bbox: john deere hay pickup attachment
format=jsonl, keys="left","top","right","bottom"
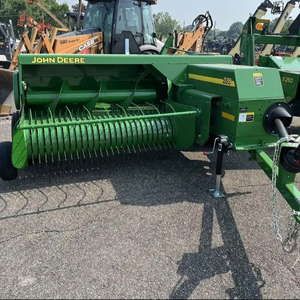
{"left": 3, "top": 53, "right": 300, "bottom": 251}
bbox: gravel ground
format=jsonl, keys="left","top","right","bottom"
{"left": 0, "top": 116, "right": 300, "bottom": 299}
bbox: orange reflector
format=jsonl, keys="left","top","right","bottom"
{"left": 256, "top": 23, "right": 264, "bottom": 31}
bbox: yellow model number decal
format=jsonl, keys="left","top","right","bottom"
{"left": 282, "top": 76, "right": 294, "bottom": 84}
{"left": 31, "top": 57, "right": 86, "bottom": 64}
{"left": 188, "top": 74, "right": 236, "bottom": 87}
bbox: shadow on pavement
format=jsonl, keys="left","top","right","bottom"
{"left": 0, "top": 149, "right": 265, "bottom": 299}
{"left": 169, "top": 197, "right": 265, "bottom": 300}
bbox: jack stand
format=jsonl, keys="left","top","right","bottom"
{"left": 209, "top": 135, "right": 229, "bottom": 198}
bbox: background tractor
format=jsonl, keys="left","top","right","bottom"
{"left": 0, "top": 0, "right": 212, "bottom": 115}
{"left": 0, "top": 0, "right": 161, "bottom": 115}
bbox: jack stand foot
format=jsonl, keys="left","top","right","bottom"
{"left": 209, "top": 188, "right": 226, "bottom": 198}
{"left": 209, "top": 174, "right": 226, "bottom": 198}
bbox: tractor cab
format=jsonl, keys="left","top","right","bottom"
{"left": 83, "top": 0, "right": 159, "bottom": 53}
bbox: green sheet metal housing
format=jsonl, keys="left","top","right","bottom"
{"left": 12, "top": 53, "right": 290, "bottom": 168}
{"left": 13, "top": 54, "right": 232, "bottom": 168}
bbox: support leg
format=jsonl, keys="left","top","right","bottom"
{"left": 209, "top": 135, "right": 229, "bottom": 198}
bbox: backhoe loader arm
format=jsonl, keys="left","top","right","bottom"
{"left": 229, "top": 0, "right": 280, "bottom": 57}
{"left": 261, "top": 0, "right": 299, "bottom": 56}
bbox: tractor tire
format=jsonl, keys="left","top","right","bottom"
{"left": 141, "top": 50, "right": 159, "bottom": 55}
{"left": 0, "top": 141, "right": 18, "bottom": 181}
{"left": 11, "top": 110, "right": 21, "bottom": 138}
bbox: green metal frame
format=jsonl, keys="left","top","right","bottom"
{"left": 240, "top": 17, "right": 300, "bottom": 66}
{"left": 250, "top": 146, "right": 300, "bottom": 222}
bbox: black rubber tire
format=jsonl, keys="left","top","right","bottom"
{"left": 141, "top": 50, "right": 159, "bottom": 55}
{"left": 0, "top": 141, "right": 18, "bottom": 181}
{"left": 11, "top": 110, "right": 21, "bottom": 138}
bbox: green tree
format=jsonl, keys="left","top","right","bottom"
{"left": 0, "top": 0, "right": 70, "bottom": 36}
{"left": 281, "top": 19, "right": 294, "bottom": 34}
{"left": 153, "top": 12, "right": 180, "bottom": 38}
{"left": 183, "top": 24, "right": 193, "bottom": 32}
{"left": 226, "top": 21, "right": 243, "bottom": 39}
{"left": 269, "top": 17, "right": 293, "bottom": 33}
{"left": 71, "top": 3, "right": 79, "bottom": 12}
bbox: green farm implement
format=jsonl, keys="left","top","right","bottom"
{"left": 2, "top": 52, "right": 300, "bottom": 251}
{"left": 239, "top": 15, "right": 300, "bottom": 118}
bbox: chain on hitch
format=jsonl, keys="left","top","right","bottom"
{"left": 263, "top": 102, "right": 300, "bottom": 253}
{"left": 282, "top": 215, "right": 300, "bottom": 253}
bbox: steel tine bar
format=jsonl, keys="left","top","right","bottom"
{"left": 98, "top": 103, "right": 111, "bottom": 118}
{"left": 115, "top": 103, "right": 129, "bottom": 117}
{"left": 83, "top": 106, "right": 93, "bottom": 119}
{"left": 145, "top": 102, "right": 161, "bottom": 114}
{"left": 131, "top": 103, "right": 145, "bottom": 115}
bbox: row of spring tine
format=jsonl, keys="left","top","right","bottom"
{"left": 27, "top": 105, "right": 176, "bottom": 168}
{"left": 30, "top": 144, "right": 176, "bottom": 174}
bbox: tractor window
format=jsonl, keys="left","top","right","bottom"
{"left": 83, "top": 2, "right": 114, "bottom": 36}
{"left": 141, "top": 2, "right": 155, "bottom": 44}
{"left": 115, "top": 0, "right": 155, "bottom": 46}
{"left": 115, "top": 0, "right": 142, "bottom": 36}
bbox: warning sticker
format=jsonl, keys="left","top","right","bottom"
{"left": 239, "top": 112, "right": 254, "bottom": 122}
{"left": 253, "top": 73, "right": 264, "bottom": 86}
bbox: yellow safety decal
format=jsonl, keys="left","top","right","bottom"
{"left": 31, "top": 57, "right": 86, "bottom": 64}
{"left": 239, "top": 112, "right": 254, "bottom": 122}
{"left": 222, "top": 111, "right": 235, "bottom": 122}
{"left": 188, "top": 73, "right": 236, "bottom": 87}
{"left": 253, "top": 73, "right": 264, "bottom": 86}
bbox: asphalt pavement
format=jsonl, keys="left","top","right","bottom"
{"left": 0, "top": 116, "right": 300, "bottom": 299}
